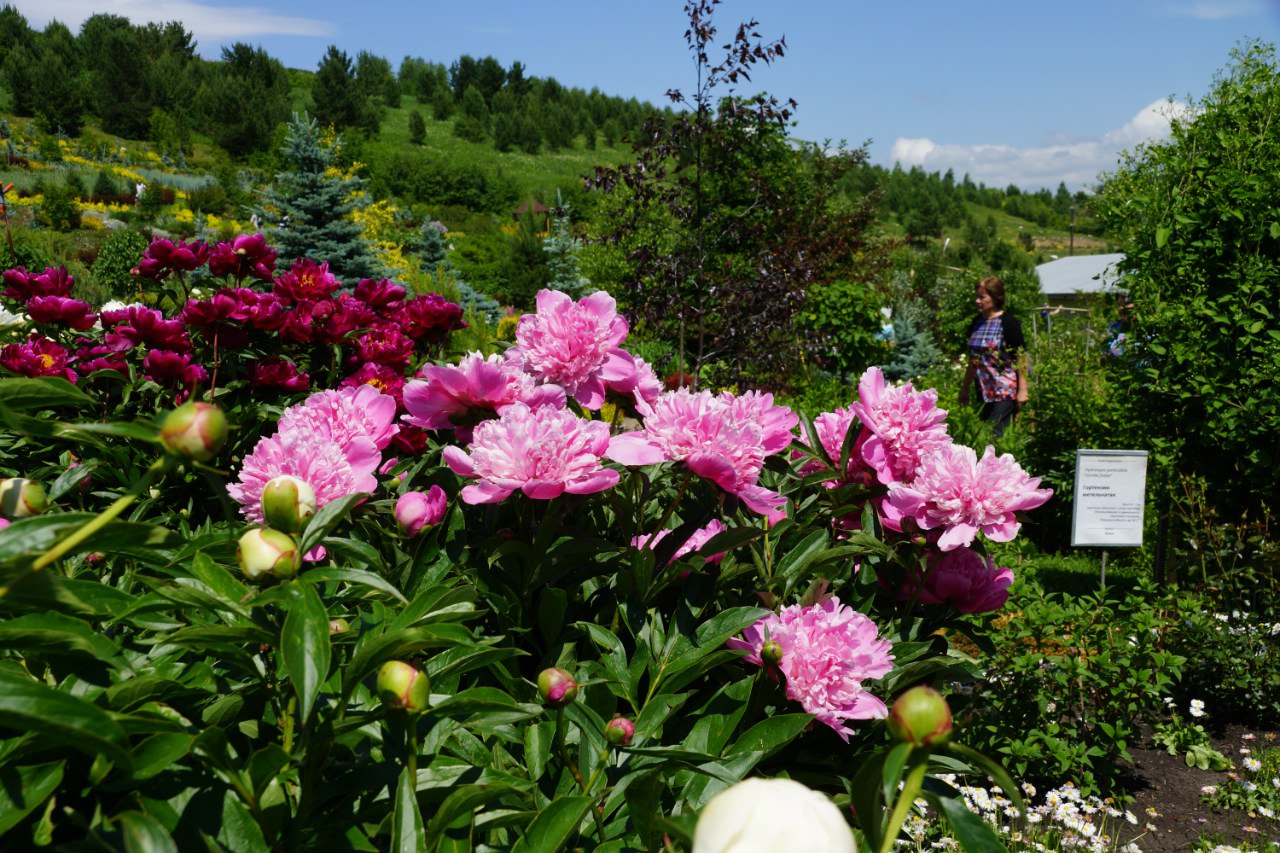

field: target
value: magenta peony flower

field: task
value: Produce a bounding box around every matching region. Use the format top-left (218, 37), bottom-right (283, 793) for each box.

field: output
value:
top-left (248, 357), bottom-right (310, 392)
top-left (395, 486), bottom-right (447, 537)
top-left (0, 334), bottom-right (77, 381)
top-left (208, 234), bottom-right (278, 282)
top-left (2, 266), bottom-right (74, 301)
top-left (25, 296), bottom-right (97, 330)
top-left (278, 384), bottom-right (400, 453)
top-left (75, 342), bottom-right (128, 377)
top-left (341, 362), bottom-right (405, 406)
top-left (632, 518), bottom-right (728, 565)
top-left (507, 289), bottom-right (635, 409)
top-left (607, 388), bottom-right (784, 516)
top-left (273, 258), bottom-right (341, 301)
top-left (912, 546), bottom-right (1015, 614)
top-left (142, 349), bottom-right (207, 387)
top-left (106, 306), bottom-right (191, 352)
top-left (728, 597), bottom-right (894, 741)
top-left (134, 238), bottom-right (210, 280)
top-left (354, 323), bottom-right (415, 369)
top-left (442, 402), bottom-right (619, 504)
top-left (228, 428), bottom-right (379, 525)
top-left (403, 352), bottom-right (566, 443)
top-left (849, 367), bottom-right (952, 486)
top-left (885, 444), bottom-right (1053, 550)
top-left (393, 294), bottom-right (466, 343)
top-left (353, 277), bottom-right (407, 310)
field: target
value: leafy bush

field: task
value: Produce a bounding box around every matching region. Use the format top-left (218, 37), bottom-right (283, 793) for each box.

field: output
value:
top-left (964, 579), bottom-right (1186, 796)
top-left (89, 228), bottom-right (151, 300)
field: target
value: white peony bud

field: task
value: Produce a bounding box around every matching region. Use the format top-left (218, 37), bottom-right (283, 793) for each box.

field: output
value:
top-left (692, 777), bottom-right (855, 853)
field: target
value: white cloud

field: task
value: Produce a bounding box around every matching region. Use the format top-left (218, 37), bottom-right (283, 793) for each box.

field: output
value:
top-left (887, 99), bottom-right (1191, 191)
top-left (11, 0), bottom-right (334, 41)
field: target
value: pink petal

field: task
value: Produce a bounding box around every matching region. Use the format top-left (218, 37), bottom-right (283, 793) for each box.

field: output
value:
top-left (607, 433), bottom-right (666, 466)
top-left (442, 445), bottom-right (476, 477)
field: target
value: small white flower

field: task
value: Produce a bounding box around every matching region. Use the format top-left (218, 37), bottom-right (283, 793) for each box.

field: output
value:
top-left (1189, 699), bottom-right (1206, 718)
top-left (1201, 785), bottom-right (1218, 795)
top-left (1244, 757), bottom-right (1262, 772)
top-left (1259, 806), bottom-right (1275, 819)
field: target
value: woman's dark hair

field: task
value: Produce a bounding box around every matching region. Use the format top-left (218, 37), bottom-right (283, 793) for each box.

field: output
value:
top-left (976, 276), bottom-right (1006, 310)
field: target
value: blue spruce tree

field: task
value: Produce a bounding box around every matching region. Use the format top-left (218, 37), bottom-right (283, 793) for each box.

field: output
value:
top-left (261, 114), bottom-right (380, 282)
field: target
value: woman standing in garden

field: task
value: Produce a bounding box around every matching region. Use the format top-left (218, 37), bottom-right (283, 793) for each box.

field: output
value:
top-left (957, 276), bottom-right (1028, 437)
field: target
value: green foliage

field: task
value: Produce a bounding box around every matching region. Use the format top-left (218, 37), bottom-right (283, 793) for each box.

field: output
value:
top-left (311, 45), bottom-right (379, 135)
top-left (407, 109), bottom-right (426, 146)
top-left (454, 84), bottom-right (490, 143)
top-left (1095, 41), bottom-right (1280, 519)
top-left (197, 43), bottom-right (293, 156)
top-left (882, 299), bottom-right (944, 383)
top-left (35, 181), bottom-right (80, 232)
top-left (90, 228), bottom-right (151, 300)
top-left (965, 579), bottom-right (1187, 796)
top-left (91, 167), bottom-right (119, 200)
top-left (796, 277), bottom-right (885, 380)
top-left (1150, 716), bottom-right (1231, 770)
top-left (543, 198), bottom-right (589, 297)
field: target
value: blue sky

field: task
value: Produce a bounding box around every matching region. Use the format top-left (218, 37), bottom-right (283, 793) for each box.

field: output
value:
top-left (27, 0), bottom-right (1280, 190)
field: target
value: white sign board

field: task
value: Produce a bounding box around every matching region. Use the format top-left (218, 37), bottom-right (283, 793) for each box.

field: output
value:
top-left (1071, 450), bottom-right (1148, 547)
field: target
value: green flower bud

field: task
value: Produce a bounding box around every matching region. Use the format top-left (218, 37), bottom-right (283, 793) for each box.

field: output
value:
top-left (261, 475), bottom-right (317, 533)
top-left (160, 402), bottom-right (228, 462)
top-left (236, 528), bottom-right (299, 583)
top-left (0, 478), bottom-right (47, 519)
top-left (887, 685), bottom-right (953, 748)
top-left (377, 660), bottom-right (430, 714)
top-left (536, 667), bottom-right (578, 709)
top-left (604, 716), bottom-right (635, 747)
top-left (329, 618), bottom-right (351, 635)
top-left (760, 641), bottom-right (784, 667)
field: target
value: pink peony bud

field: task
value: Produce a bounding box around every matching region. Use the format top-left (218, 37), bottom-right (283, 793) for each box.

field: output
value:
top-left (377, 660), bottom-right (430, 713)
top-left (886, 686), bottom-right (953, 748)
top-left (0, 478), bottom-right (47, 519)
top-left (261, 475), bottom-right (317, 533)
top-left (160, 402), bottom-right (227, 462)
top-left (536, 667), bottom-right (578, 709)
top-left (236, 528), bottom-right (300, 582)
top-left (394, 486), bottom-right (447, 537)
top-left (604, 716), bottom-right (635, 747)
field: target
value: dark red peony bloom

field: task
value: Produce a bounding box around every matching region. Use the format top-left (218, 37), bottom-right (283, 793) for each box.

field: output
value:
top-left (142, 349), bottom-right (207, 387)
top-left (248, 357), bottom-right (311, 392)
top-left (391, 425), bottom-right (429, 455)
top-left (75, 342), bottom-right (129, 377)
top-left (108, 307), bottom-right (190, 351)
top-left (393, 294), bottom-right (466, 344)
top-left (354, 323), bottom-right (415, 369)
top-left (26, 296), bottom-right (98, 330)
top-left (134, 238), bottom-right (211, 280)
top-left (353, 278), bottom-right (407, 311)
top-left (2, 266), bottom-right (75, 301)
top-left (340, 361), bottom-right (406, 407)
top-left (1, 334), bottom-right (77, 382)
top-left (208, 234), bottom-right (278, 282)
top-left (273, 258), bottom-right (341, 302)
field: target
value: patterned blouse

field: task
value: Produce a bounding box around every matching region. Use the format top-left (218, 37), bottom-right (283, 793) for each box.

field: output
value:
top-left (968, 315), bottom-right (1020, 402)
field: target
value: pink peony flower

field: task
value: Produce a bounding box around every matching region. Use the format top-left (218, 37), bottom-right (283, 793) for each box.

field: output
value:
top-left (798, 407), bottom-right (877, 488)
top-left (605, 354), bottom-right (663, 409)
top-left (507, 289), bottom-right (635, 409)
top-left (278, 384), bottom-right (400, 453)
top-left (1, 334), bottom-right (77, 382)
top-left (442, 402), bottom-right (619, 504)
top-left (607, 389), bottom-right (784, 516)
top-left (403, 352), bottom-right (566, 443)
top-left (632, 518), bottom-right (728, 565)
top-left (228, 428), bottom-right (378, 525)
top-left (849, 367), bottom-right (952, 486)
top-left (395, 486), bottom-right (448, 537)
top-left (723, 390), bottom-right (798, 456)
top-left (728, 597), bottom-right (894, 741)
top-left (885, 444), bottom-right (1053, 550)
top-left (910, 547), bottom-right (1015, 614)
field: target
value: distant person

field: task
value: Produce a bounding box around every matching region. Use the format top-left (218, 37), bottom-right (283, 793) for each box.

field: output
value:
top-left (958, 276), bottom-right (1028, 437)
top-left (250, 212), bottom-right (261, 231)
top-left (1106, 296), bottom-right (1133, 357)
top-left (134, 181), bottom-right (146, 205)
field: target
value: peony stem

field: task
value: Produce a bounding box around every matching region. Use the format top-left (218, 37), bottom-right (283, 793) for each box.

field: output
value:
top-left (878, 756), bottom-right (928, 853)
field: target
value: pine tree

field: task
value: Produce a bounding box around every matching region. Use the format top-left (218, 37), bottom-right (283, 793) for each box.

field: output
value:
top-left (882, 299), bottom-right (943, 383)
top-left (408, 109), bottom-right (426, 145)
top-left (260, 114), bottom-right (380, 282)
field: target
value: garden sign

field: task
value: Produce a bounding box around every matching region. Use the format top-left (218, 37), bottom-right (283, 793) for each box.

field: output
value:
top-left (1070, 449), bottom-right (1148, 547)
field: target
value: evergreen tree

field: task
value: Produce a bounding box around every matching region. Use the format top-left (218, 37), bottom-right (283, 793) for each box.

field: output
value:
top-left (31, 21), bottom-right (86, 135)
top-left (430, 88), bottom-right (454, 120)
top-left (79, 14), bottom-right (151, 137)
top-left (453, 84), bottom-right (489, 142)
top-left (312, 46), bottom-right (378, 134)
top-left (882, 299), bottom-right (943, 383)
top-left (197, 43), bottom-right (291, 156)
top-left (543, 196), bottom-right (589, 296)
top-left (261, 114), bottom-right (380, 282)
top-left (408, 109), bottom-right (426, 145)
top-left (356, 50), bottom-right (400, 108)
